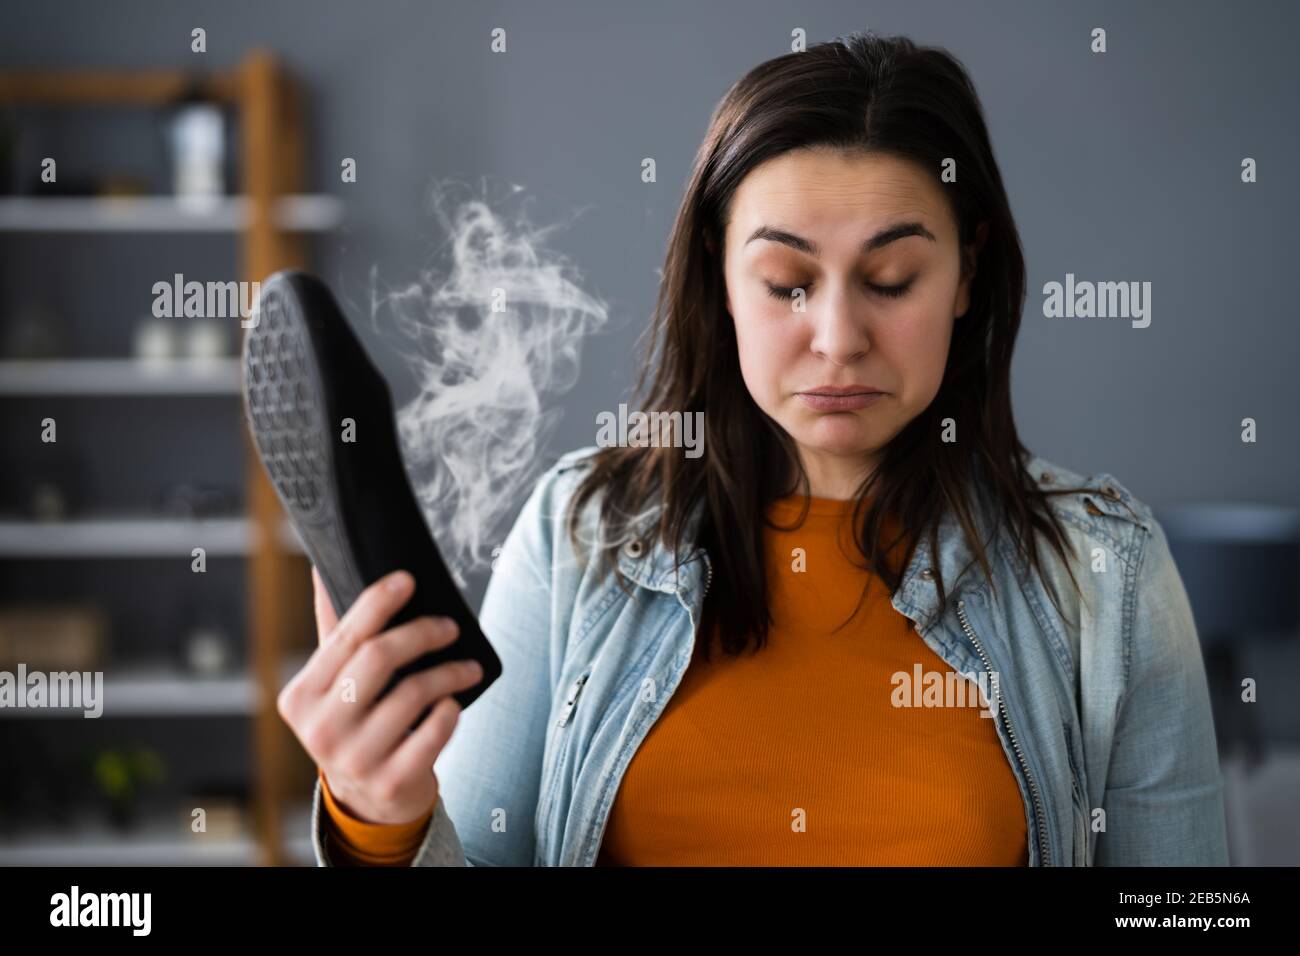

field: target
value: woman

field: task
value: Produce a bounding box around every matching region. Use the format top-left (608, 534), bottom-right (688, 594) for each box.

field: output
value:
top-left (282, 31), bottom-right (1228, 866)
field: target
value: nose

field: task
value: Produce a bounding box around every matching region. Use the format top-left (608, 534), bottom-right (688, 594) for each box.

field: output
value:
top-left (808, 283), bottom-right (870, 365)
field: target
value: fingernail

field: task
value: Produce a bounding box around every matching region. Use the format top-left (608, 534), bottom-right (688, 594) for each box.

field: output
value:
top-left (387, 570), bottom-right (412, 592)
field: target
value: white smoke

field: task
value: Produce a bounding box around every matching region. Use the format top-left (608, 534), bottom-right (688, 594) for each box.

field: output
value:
top-left (371, 178), bottom-right (610, 586)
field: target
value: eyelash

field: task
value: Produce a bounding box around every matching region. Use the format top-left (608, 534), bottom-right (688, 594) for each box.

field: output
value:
top-left (765, 280), bottom-right (913, 301)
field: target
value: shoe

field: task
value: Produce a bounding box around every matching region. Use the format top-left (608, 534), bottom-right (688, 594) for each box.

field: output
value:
top-left (241, 269), bottom-right (500, 715)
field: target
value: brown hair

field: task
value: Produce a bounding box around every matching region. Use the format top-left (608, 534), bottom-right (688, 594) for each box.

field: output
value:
top-left (566, 30), bottom-right (1090, 659)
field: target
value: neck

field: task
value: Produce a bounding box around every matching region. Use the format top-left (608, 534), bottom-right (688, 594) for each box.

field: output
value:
top-left (791, 447), bottom-right (880, 500)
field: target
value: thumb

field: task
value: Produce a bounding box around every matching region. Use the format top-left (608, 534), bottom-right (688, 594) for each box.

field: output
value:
top-left (312, 565), bottom-right (339, 644)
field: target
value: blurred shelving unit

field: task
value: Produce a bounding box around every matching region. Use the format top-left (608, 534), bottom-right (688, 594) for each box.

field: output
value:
top-left (0, 53), bottom-right (329, 865)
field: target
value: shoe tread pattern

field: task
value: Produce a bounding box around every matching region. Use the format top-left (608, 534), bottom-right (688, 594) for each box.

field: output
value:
top-left (243, 286), bottom-right (364, 616)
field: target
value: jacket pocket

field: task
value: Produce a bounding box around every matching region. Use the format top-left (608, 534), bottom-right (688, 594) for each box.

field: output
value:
top-left (538, 668), bottom-right (591, 841)
top-left (1064, 724), bottom-right (1089, 866)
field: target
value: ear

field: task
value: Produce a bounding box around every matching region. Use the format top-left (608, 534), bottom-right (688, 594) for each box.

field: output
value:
top-left (954, 221), bottom-right (989, 319)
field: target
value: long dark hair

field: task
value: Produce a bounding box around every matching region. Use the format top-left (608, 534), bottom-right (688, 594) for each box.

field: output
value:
top-left (566, 30), bottom-right (1089, 659)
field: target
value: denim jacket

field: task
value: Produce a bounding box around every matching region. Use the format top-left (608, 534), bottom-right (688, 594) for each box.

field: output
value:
top-left (311, 445), bottom-right (1229, 867)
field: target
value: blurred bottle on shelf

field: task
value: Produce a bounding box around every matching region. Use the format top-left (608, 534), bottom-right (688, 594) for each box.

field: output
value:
top-left (168, 99), bottom-right (225, 210)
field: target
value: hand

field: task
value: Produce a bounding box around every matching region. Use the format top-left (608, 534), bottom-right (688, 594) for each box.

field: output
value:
top-left (277, 566), bottom-right (484, 825)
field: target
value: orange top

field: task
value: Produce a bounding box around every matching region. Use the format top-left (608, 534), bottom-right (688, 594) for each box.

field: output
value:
top-left (594, 493), bottom-right (1028, 865)
top-left (318, 767), bottom-right (432, 866)
top-left (320, 493), bottom-right (1028, 866)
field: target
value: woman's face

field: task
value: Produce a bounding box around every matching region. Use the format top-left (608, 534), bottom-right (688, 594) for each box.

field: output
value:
top-left (720, 147), bottom-right (982, 498)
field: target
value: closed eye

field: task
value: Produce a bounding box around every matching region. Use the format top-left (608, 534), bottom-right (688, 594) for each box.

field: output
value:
top-left (765, 279), bottom-right (914, 301)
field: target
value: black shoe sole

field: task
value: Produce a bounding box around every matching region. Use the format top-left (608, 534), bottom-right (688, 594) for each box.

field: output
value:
top-left (241, 269), bottom-right (501, 716)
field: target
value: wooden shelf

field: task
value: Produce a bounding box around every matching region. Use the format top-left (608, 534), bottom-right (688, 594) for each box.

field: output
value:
top-left (0, 195), bottom-right (343, 233)
top-left (0, 358), bottom-right (240, 395)
top-left (0, 69), bottom-right (241, 106)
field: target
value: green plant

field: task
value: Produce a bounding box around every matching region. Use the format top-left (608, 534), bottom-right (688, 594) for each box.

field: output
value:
top-left (91, 747), bottom-right (166, 828)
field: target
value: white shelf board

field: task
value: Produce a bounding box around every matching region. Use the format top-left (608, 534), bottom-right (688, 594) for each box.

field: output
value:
top-left (0, 654), bottom-right (311, 720)
top-left (3, 669), bottom-right (253, 718)
top-left (0, 516), bottom-right (304, 558)
top-left (0, 827), bottom-right (263, 866)
top-left (0, 804), bottom-right (315, 866)
top-left (0, 194), bottom-right (344, 233)
top-left (0, 357), bottom-right (240, 395)
top-left (0, 516), bottom-right (251, 557)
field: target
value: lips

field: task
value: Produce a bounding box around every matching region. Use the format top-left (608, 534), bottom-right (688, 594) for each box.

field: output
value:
top-left (797, 388), bottom-right (886, 412)
top-left (800, 386), bottom-right (883, 397)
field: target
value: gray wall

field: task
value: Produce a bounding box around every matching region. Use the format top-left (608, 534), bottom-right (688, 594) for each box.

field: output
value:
top-left (6, 0), bottom-right (1297, 509)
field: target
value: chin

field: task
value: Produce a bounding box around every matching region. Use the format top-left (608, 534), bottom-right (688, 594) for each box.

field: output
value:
top-left (791, 416), bottom-right (879, 457)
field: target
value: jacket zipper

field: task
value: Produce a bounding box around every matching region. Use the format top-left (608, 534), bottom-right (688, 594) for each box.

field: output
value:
top-left (956, 597), bottom-right (1051, 866)
top-left (556, 672), bottom-right (589, 728)
top-left (560, 549), bottom-right (708, 733)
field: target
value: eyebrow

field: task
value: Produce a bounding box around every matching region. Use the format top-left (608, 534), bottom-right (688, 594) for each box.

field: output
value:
top-left (744, 220), bottom-right (937, 257)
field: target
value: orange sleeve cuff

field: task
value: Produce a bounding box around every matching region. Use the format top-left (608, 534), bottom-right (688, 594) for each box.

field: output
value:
top-left (318, 767), bottom-right (434, 866)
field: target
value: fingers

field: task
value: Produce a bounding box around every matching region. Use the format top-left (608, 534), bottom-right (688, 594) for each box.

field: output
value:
top-left (332, 615), bottom-right (463, 709)
top-left (358, 657), bottom-right (483, 754)
top-left (297, 569), bottom-right (414, 697)
top-left (314, 659), bottom-right (478, 802)
top-left (387, 695), bottom-right (462, 790)
top-left (312, 566), bottom-right (339, 644)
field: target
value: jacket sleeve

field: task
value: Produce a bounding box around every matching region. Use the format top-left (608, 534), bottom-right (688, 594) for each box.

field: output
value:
top-left (1093, 516), bottom-right (1230, 865)
top-left (310, 454), bottom-right (575, 867)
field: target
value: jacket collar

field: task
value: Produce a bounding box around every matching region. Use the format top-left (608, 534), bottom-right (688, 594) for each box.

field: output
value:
top-left (613, 465), bottom-right (1001, 634)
